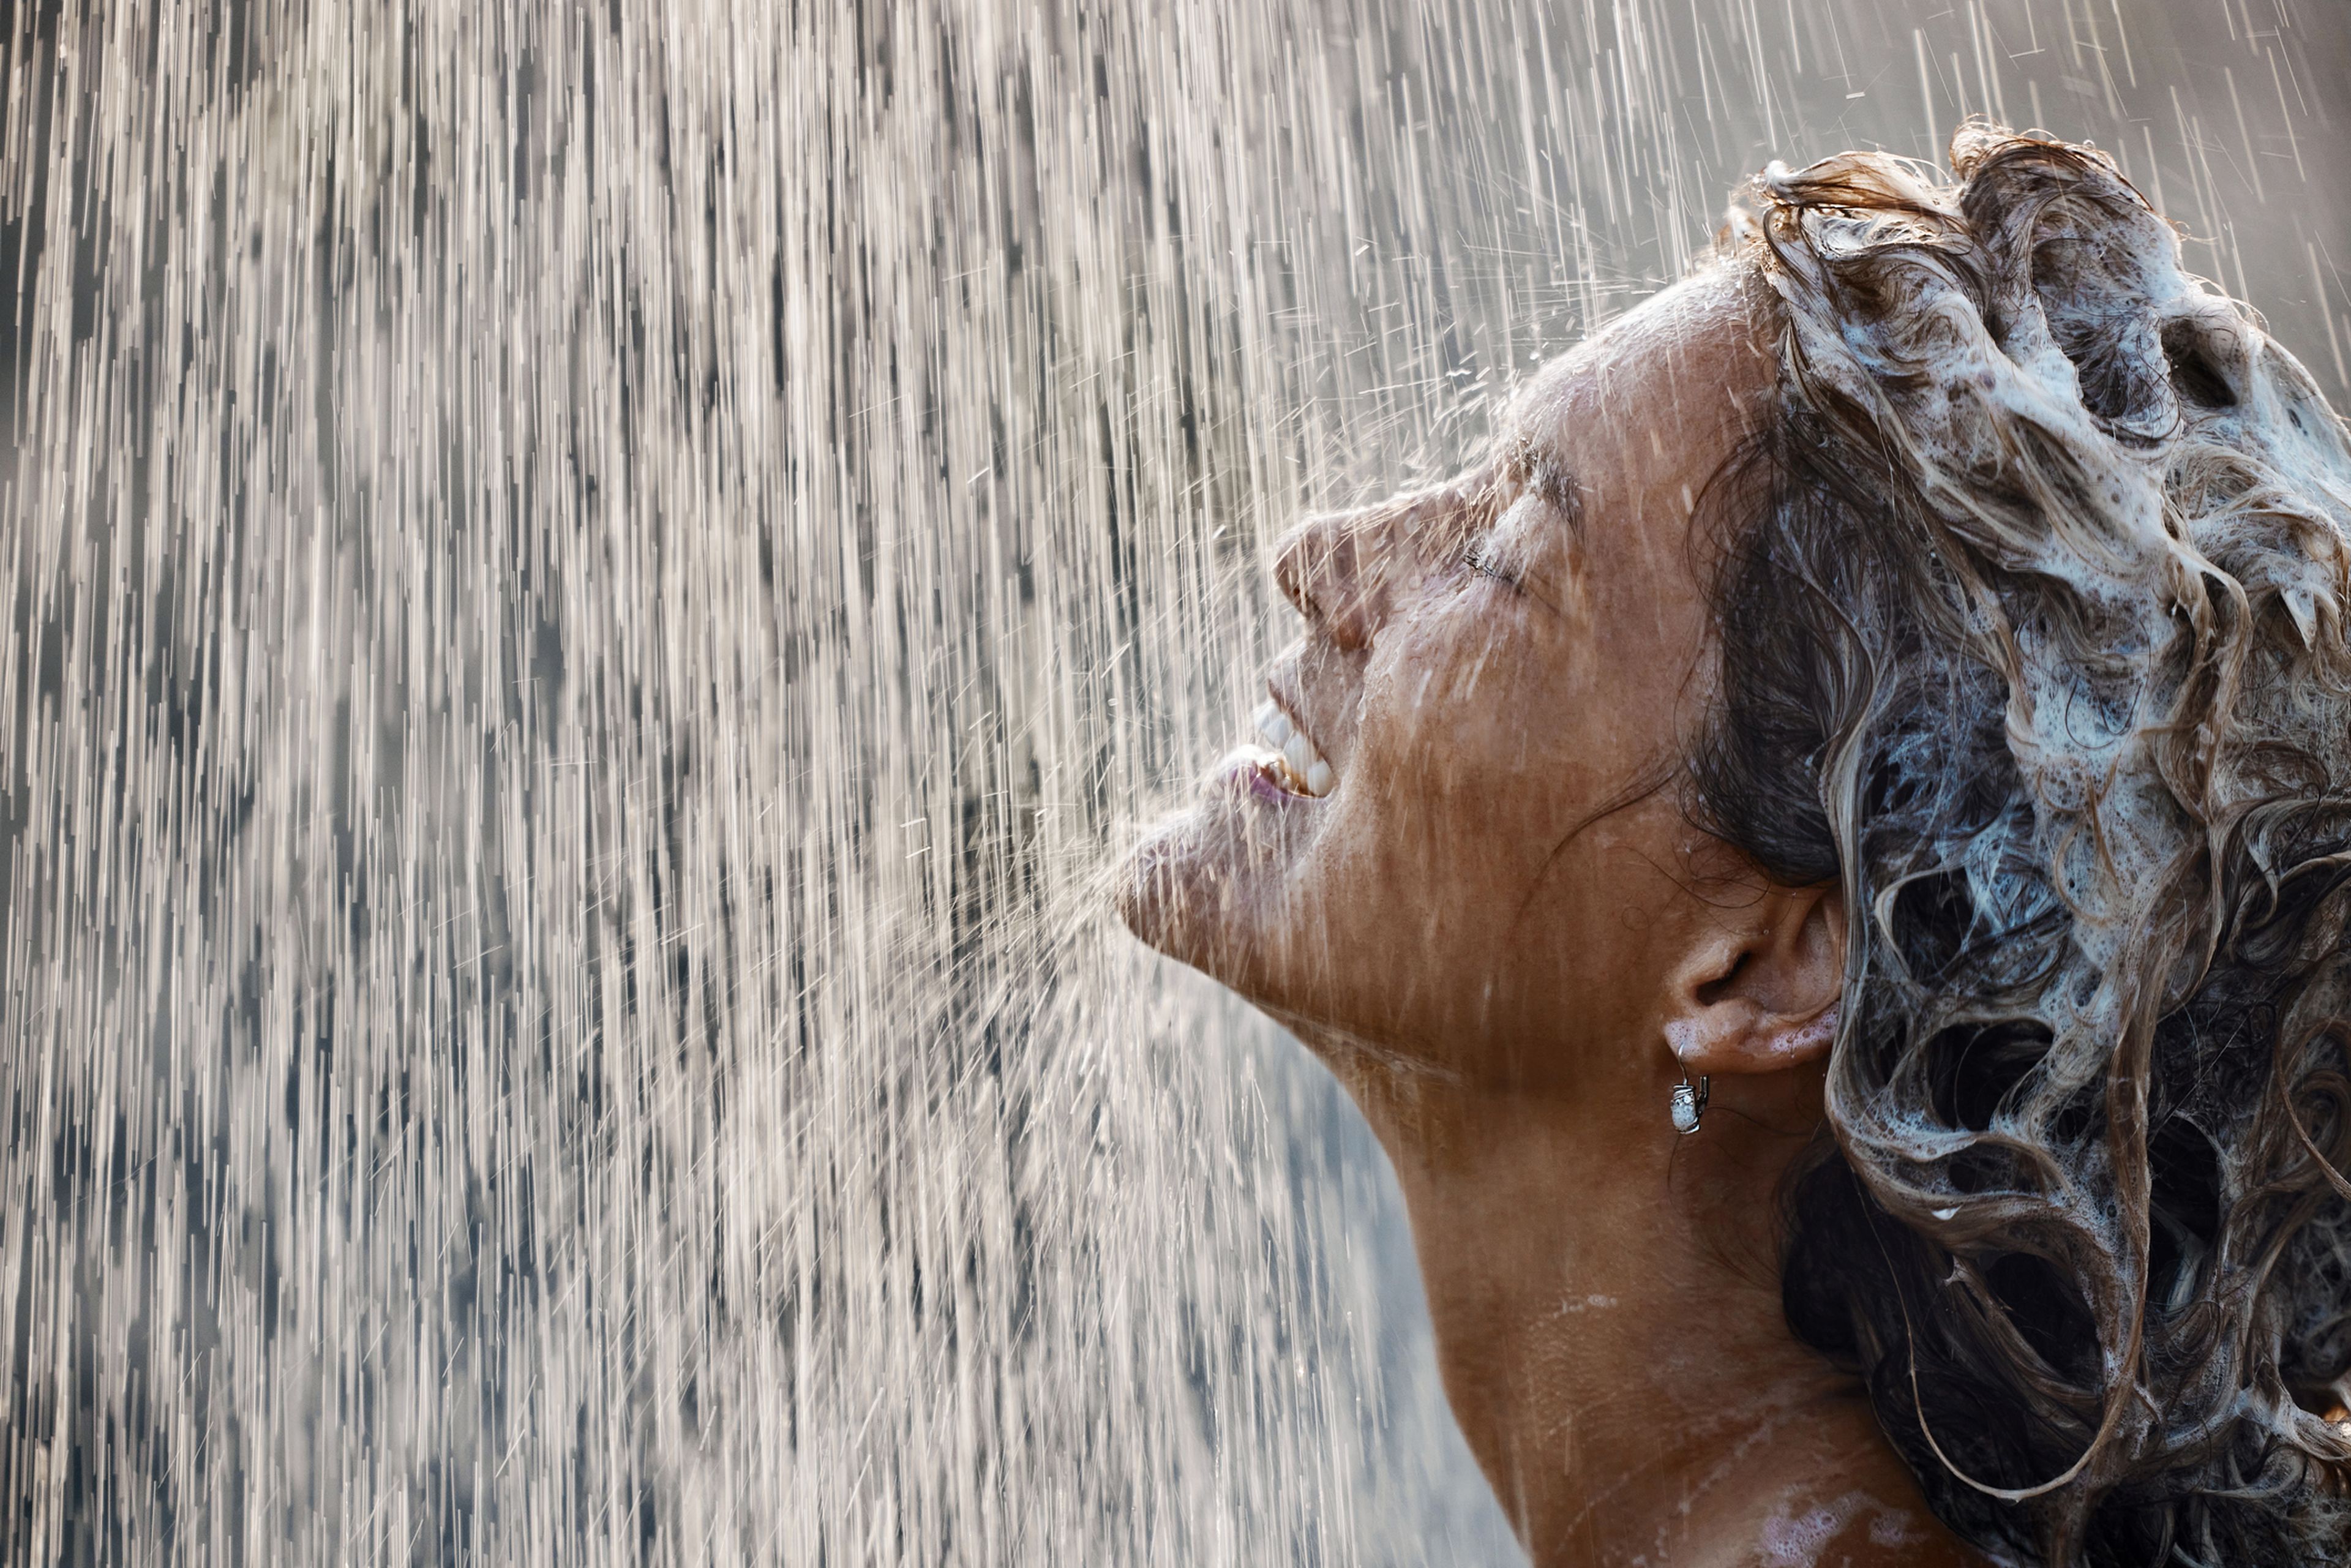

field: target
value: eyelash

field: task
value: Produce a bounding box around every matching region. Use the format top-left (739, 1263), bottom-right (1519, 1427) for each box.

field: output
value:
top-left (1460, 541), bottom-right (1520, 588)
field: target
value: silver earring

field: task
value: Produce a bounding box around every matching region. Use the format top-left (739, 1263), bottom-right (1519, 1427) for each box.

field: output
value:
top-left (1671, 1071), bottom-right (1710, 1135)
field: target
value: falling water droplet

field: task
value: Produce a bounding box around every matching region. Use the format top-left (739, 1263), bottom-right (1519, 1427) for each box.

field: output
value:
top-left (7, 2), bottom-right (2350, 1562)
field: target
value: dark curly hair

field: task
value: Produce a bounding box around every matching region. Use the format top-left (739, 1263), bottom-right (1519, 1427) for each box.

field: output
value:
top-left (1692, 124), bottom-right (2351, 1566)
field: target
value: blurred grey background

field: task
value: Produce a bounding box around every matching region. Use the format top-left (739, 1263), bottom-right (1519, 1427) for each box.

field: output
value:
top-left (6, 1), bottom-right (2349, 1563)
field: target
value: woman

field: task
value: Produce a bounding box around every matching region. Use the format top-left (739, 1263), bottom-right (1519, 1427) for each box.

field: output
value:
top-left (1119, 125), bottom-right (2351, 1567)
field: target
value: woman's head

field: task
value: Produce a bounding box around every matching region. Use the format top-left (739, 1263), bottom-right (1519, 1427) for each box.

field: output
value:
top-left (1705, 126), bottom-right (2351, 1563)
top-left (1116, 270), bottom-right (1846, 1111)
top-left (1119, 121), bottom-right (2351, 1564)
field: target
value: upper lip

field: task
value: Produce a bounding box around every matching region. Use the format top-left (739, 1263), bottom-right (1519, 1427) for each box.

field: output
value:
top-left (1264, 675), bottom-right (1319, 755)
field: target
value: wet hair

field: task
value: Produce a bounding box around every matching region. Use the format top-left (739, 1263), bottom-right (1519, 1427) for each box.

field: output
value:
top-left (1691, 123), bottom-right (2351, 1566)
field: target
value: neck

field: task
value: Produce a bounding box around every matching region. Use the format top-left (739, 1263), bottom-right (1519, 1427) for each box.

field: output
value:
top-left (1318, 1042), bottom-right (1984, 1567)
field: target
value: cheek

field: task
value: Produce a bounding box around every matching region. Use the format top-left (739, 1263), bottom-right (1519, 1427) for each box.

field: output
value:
top-left (1346, 604), bottom-right (1551, 844)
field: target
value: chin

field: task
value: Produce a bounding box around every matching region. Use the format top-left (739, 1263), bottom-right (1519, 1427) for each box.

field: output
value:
top-left (1114, 770), bottom-right (1324, 1004)
top-left (1114, 806), bottom-right (1248, 980)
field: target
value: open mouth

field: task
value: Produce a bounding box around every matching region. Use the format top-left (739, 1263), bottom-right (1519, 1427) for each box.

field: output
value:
top-left (1251, 698), bottom-right (1336, 798)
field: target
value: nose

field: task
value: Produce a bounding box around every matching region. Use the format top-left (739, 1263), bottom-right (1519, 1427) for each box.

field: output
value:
top-left (1273, 511), bottom-right (1372, 648)
top-left (1274, 488), bottom-right (1461, 650)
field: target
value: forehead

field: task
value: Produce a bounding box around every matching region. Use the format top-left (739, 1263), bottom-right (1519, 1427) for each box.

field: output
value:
top-left (1496, 268), bottom-right (1771, 464)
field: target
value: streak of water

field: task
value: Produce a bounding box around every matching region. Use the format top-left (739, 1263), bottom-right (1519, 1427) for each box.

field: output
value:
top-left (7, 3), bottom-right (2350, 1563)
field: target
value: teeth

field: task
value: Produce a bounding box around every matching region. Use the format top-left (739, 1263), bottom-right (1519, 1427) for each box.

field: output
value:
top-left (1255, 702), bottom-right (1293, 748)
top-left (1251, 699), bottom-right (1337, 797)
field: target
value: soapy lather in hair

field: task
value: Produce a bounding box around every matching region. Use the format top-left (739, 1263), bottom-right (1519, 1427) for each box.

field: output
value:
top-left (1698, 122), bottom-right (2351, 1566)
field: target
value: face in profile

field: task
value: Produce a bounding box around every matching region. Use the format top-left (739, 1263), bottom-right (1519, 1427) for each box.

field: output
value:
top-left (1117, 268), bottom-right (1801, 1102)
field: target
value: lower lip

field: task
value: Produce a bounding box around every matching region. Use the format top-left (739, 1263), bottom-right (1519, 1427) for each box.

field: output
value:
top-left (1246, 760), bottom-right (1305, 803)
top-left (1209, 748), bottom-right (1314, 805)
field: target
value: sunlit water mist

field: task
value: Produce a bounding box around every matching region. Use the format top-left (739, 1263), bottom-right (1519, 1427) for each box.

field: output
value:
top-left (6, 2), bottom-right (2351, 1562)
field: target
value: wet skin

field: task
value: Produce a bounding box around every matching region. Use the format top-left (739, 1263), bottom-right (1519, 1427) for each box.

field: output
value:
top-left (1119, 269), bottom-right (1989, 1567)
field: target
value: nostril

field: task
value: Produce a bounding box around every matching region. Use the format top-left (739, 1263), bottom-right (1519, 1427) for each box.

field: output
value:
top-left (1273, 515), bottom-right (1354, 626)
top-left (1272, 523), bottom-right (1321, 618)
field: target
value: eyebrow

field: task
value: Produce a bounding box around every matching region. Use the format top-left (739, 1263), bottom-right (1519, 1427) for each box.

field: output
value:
top-left (1503, 428), bottom-right (1583, 531)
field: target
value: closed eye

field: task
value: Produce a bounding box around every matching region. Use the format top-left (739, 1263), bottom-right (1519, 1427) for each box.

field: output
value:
top-left (1461, 540), bottom-right (1521, 588)
top-left (1459, 523), bottom-right (1564, 619)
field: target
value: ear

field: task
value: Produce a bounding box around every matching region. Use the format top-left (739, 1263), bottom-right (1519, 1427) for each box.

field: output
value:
top-left (1662, 882), bottom-right (1845, 1078)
